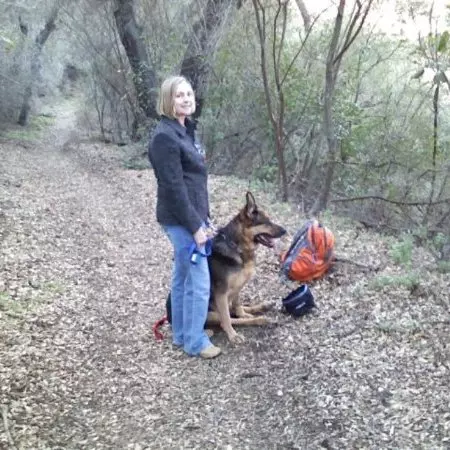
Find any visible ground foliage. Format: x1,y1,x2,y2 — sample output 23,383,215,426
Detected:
0,99,449,449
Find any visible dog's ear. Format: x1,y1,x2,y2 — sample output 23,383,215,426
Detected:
245,191,257,217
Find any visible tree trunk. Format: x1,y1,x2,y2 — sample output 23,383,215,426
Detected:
310,0,373,214
311,64,340,214
276,123,289,201
114,0,157,119
251,0,289,201
180,0,240,118
18,85,32,126
18,7,58,126
294,0,311,29
424,82,440,221
310,1,344,214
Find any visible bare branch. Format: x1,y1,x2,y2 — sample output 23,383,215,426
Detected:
272,0,288,95
332,195,450,206
35,5,58,49
280,7,322,87
328,0,345,69
272,1,282,93
18,15,28,35
333,0,374,65
1,406,17,450
252,0,275,127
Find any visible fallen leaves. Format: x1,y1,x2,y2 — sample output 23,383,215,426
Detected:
0,108,449,448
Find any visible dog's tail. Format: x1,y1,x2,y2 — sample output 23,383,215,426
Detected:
152,316,168,341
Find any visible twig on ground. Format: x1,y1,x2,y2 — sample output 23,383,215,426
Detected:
1,405,18,450
334,256,380,271
427,320,450,326
334,326,364,339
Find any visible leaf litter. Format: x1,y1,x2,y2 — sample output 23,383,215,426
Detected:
0,103,449,449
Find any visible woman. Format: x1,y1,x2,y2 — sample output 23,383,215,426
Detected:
148,76,221,359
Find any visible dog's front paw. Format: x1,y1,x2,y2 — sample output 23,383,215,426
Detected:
234,306,254,318
254,316,270,325
266,316,279,326
239,311,255,319
228,330,245,344
261,301,275,311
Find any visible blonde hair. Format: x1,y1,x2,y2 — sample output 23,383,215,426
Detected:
157,75,194,118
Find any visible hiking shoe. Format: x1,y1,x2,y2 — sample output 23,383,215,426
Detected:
200,345,221,359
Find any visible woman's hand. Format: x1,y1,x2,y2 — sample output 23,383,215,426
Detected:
193,227,208,247
205,218,217,239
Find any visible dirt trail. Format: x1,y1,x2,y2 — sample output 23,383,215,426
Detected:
1,99,449,449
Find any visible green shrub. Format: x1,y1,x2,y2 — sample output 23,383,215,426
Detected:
437,261,450,274
123,157,149,171
368,272,419,291
1,114,55,142
253,164,278,183
390,234,414,267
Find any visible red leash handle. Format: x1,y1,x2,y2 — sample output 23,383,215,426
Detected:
152,316,168,341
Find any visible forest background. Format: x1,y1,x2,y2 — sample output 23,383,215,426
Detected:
1,2,450,447
0,0,449,248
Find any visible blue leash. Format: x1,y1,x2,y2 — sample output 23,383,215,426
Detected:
189,239,212,264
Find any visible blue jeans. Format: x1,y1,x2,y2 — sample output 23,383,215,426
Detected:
162,224,212,356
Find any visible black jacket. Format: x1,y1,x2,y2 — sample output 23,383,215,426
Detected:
148,116,209,234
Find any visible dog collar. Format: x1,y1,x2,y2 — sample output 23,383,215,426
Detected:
216,231,243,255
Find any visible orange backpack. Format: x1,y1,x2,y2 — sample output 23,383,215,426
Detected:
280,220,335,282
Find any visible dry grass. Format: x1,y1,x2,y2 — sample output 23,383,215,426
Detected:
0,100,449,449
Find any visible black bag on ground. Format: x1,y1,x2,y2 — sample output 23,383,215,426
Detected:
282,284,316,317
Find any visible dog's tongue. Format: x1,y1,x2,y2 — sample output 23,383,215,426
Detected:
258,234,274,247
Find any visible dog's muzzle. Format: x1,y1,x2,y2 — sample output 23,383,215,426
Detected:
255,226,286,248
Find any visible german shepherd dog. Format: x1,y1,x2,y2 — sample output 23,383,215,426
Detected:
167,192,286,344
